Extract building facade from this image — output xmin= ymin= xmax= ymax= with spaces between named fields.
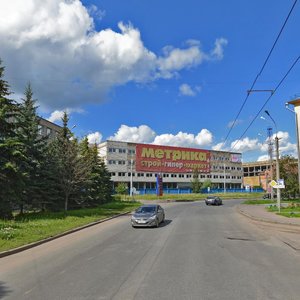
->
xmin=242 ymin=160 xmax=273 ymax=191
xmin=98 ymin=140 xmax=243 ymax=192
xmin=38 ymin=117 xmax=61 ymax=139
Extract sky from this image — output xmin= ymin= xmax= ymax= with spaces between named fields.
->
xmin=1 ymin=0 xmax=300 ymax=162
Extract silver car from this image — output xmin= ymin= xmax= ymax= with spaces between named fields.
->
xmin=131 ymin=204 xmax=165 ymax=228
xmin=205 ymin=196 xmax=222 ymax=206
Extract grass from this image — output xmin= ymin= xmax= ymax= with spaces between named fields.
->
xmin=133 ymin=192 xmax=264 ymax=201
xmin=243 ymin=199 xmax=276 ymax=205
xmin=0 ymin=201 xmax=140 ymax=253
xmin=267 ymin=203 xmax=300 ymax=218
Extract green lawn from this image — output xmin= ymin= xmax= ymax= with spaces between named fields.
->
xmin=267 ymin=204 xmax=300 ymax=218
xmin=0 ymin=201 xmax=140 ymax=252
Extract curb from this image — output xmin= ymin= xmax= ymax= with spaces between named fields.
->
xmin=0 ymin=211 xmax=131 ymax=259
xmin=236 ymin=205 xmax=300 ymax=228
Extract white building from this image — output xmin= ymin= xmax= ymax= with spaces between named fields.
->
xmin=98 ymin=140 xmax=243 ymax=193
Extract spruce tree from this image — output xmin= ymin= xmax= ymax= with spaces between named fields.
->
xmin=17 ymin=83 xmax=48 ymax=212
xmin=0 ymin=59 xmax=23 ymax=218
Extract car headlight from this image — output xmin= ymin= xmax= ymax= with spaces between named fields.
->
xmin=148 ymin=215 xmax=156 ymax=220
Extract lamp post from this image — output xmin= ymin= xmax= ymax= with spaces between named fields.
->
xmin=265 ymin=110 xmax=281 ymax=212
xmin=286 ymin=99 xmax=300 ymax=195
xmin=223 ymin=163 xmax=226 ymax=193
xmin=130 ymin=158 xmax=133 ymax=198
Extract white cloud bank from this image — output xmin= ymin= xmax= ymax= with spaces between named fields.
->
xmin=87 ymin=131 xmax=102 ymax=144
xmin=108 ymin=125 xmax=213 ymax=148
xmin=0 ymin=0 xmax=227 ymax=110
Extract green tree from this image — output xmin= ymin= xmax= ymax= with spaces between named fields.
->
xmin=54 ymin=112 xmax=91 ymax=212
xmin=17 ymin=83 xmax=48 ymax=212
xmin=0 ymin=59 xmax=23 ymax=218
xmin=202 ymin=179 xmax=212 ymax=189
xmin=279 ymin=155 xmax=299 ymax=199
xmin=191 ymin=169 xmax=202 ymax=193
xmin=115 ymin=182 xmax=128 ymax=200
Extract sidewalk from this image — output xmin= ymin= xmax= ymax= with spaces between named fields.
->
xmin=237 ymin=204 xmax=300 ymax=227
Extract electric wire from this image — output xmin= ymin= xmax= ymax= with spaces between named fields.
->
xmin=221 ymin=0 xmax=298 ymax=148
xmin=231 ymin=54 xmax=300 ymax=151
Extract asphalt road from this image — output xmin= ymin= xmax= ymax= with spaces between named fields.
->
xmin=1 ymin=199 xmax=300 ymax=300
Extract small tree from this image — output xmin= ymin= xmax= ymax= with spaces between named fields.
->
xmin=191 ymin=169 xmax=202 ymax=193
xmin=115 ymin=183 xmax=128 ymax=200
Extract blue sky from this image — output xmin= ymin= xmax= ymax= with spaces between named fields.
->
xmin=1 ymin=0 xmax=300 ymax=162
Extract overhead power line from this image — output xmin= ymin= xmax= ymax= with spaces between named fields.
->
xmin=231 ymin=54 xmax=300 ymax=151
xmin=221 ymin=0 xmax=298 ymax=148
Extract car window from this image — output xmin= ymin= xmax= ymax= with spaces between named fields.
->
xmin=136 ymin=206 xmax=156 ymax=213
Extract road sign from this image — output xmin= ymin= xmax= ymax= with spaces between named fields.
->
xmin=269 ymin=179 xmax=285 ymax=189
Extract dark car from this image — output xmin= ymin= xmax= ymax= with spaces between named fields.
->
xmin=131 ymin=204 xmax=165 ymax=228
xmin=263 ymin=193 xmax=277 ymax=199
xmin=205 ymin=196 xmax=222 ymax=206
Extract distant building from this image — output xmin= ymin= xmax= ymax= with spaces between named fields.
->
xmin=98 ymin=140 xmax=243 ymax=193
xmin=242 ymin=160 xmax=273 ymax=191
xmin=38 ymin=117 xmax=61 ymax=139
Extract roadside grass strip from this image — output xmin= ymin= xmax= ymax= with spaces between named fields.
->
xmin=267 ymin=205 xmax=300 ymax=218
xmin=0 ymin=201 xmax=140 ymax=252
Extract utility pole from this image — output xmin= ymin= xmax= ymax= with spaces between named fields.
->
xmin=265 ymin=110 xmax=281 ymax=211
xmin=275 ymin=136 xmax=281 ymax=212
xmin=223 ymin=163 xmax=226 ymax=193
xmin=267 ymin=127 xmax=274 ymax=200
xmin=130 ymin=158 xmax=133 ymax=198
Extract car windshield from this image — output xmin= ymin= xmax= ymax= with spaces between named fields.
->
xmin=207 ymin=196 xmax=216 ymax=199
xmin=136 ymin=206 xmax=156 ymax=213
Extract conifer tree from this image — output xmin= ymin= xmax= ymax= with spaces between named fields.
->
xmin=0 ymin=59 xmax=23 ymax=218
xmin=17 ymin=83 xmax=48 ymax=212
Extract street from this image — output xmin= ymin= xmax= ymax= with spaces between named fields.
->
xmin=1 ymin=199 xmax=300 ymax=300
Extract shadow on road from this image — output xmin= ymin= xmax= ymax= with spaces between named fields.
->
xmin=159 ymin=219 xmax=172 ymax=227
xmin=0 ymin=281 xmax=12 ymax=298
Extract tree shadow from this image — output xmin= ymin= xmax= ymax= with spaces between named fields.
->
xmin=0 ymin=281 xmax=12 ymax=298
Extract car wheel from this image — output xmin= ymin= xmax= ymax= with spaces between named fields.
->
xmin=162 ymin=214 xmax=165 ymax=223
xmin=155 ymin=218 xmax=159 ymax=228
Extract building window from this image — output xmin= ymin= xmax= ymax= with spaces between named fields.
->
xmin=178 ymin=174 xmax=184 ymax=178
xmin=108 ymin=160 xmax=116 ymax=164
xmin=186 ymin=174 xmax=192 ymax=178
xmin=171 ymin=174 xmax=177 ymax=178
xmin=128 ymin=172 xmax=135 ymax=177
xmin=137 ymin=173 xmax=144 ymax=177
xmin=207 ymin=175 xmax=211 ymax=178
xmin=110 ymin=172 xmax=116 ymax=176
xmin=46 ymin=128 xmax=52 ymax=135
xmin=128 ymin=149 xmax=136 ymax=155
xmin=118 ymin=172 xmax=126 ymax=177
xmin=118 ymin=148 xmax=126 ymax=153
xmin=226 ymin=175 xmax=230 ymax=179
xmin=213 ymin=175 xmax=218 ymax=179
xmin=220 ymin=175 xmax=224 ymax=179
xmin=200 ymin=175 xmax=206 ymax=178
xmin=146 ymin=173 xmax=152 ymax=177
xmin=118 ymin=160 xmax=126 ymax=165
xmin=108 ymin=148 xmax=116 ymax=153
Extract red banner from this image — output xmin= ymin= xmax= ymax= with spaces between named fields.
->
xmin=136 ymin=144 xmax=210 ymax=173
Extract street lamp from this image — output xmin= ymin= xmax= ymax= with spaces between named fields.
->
xmin=285 ymin=100 xmax=300 ymax=195
xmin=264 ymin=110 xmax=281 ymax=212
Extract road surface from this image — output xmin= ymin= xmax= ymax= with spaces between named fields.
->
xmin=1 ymin=199 xmax=300 ymax=300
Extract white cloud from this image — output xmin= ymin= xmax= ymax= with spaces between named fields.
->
xmin=153 ymin=128 xmax=213 ymax=148
xmin=108 ymin=124 xmax=213 ymax=148
xmin=179 ymin=84 xmax=201 ymax=97
xmin=257 ymin=155 xmax=269 ymax=162
xmin=227 ymin=119 xmax=243 ymax=128
xmin=47 ymin=108 xmax=84 ymax=123
xmin=0 ymin=0 xmax=227 ymax=110
xmin=210 ymin=38 xmax=228 ymax=60
xmin=230 ymin=137 xmax=262 ymax=153
xmin=109 ymin=125 xmax=156 ymax=143
xmin=87 ymin=131 xmax=102 ymax=144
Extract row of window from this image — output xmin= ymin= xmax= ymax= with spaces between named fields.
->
xmin=108 ymin=148 xmax=136 ymax=154
xmin=110 ymin=172 xmax=242 ymax=180
xmin=212 ymin=165 xmax=242 ymax=171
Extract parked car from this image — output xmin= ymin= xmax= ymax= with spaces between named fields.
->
xmin=131 ymin=204 xmax=165 ymax=228
xmin=205 ymin=196 xmax=222 ymax=206
xmin=263 ymin=193 xmax=277 ymax=199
